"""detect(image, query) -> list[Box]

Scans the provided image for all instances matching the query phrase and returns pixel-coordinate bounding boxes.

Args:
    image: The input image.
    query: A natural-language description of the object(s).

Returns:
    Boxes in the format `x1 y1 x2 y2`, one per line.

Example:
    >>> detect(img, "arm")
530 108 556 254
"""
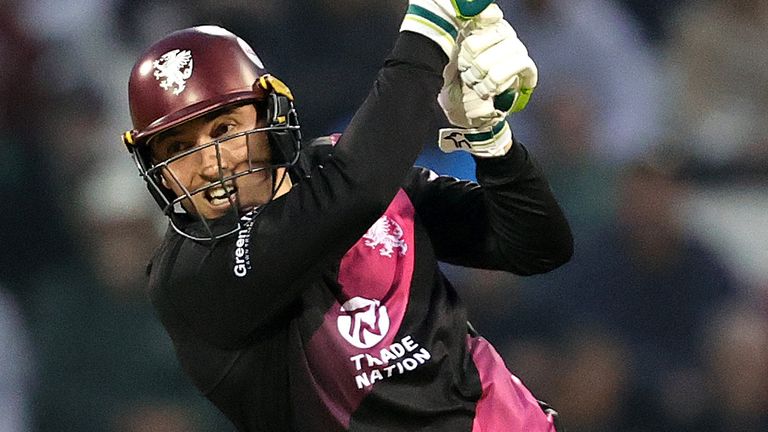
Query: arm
407 137 573 275
409 4 570 273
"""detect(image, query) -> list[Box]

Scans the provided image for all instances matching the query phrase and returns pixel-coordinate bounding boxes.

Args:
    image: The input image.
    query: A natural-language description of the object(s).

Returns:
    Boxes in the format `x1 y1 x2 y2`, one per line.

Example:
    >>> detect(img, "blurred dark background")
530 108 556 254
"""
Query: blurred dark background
1 0 766 431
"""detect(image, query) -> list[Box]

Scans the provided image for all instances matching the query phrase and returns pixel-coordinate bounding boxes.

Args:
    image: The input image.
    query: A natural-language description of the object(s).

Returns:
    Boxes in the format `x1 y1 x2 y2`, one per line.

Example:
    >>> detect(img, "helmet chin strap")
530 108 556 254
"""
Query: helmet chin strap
271 166 291 198
169 214 241 243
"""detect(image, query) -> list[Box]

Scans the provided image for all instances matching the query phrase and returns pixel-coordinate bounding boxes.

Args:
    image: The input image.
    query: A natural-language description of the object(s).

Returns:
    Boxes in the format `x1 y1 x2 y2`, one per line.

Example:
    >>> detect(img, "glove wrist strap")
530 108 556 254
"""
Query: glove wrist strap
400 3 461 57
438 120 512 158
400 0 494 57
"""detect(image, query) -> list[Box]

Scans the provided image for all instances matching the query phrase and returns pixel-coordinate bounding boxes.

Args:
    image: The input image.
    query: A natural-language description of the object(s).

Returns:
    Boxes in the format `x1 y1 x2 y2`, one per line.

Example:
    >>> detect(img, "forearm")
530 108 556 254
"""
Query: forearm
472 140 573 275
416 139 572 274
331 31 446 208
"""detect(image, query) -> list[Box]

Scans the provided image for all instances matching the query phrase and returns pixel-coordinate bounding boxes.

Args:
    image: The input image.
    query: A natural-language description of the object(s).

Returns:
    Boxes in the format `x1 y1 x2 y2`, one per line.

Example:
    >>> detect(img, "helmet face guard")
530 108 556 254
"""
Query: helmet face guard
122 26 301 241
133 100 301 241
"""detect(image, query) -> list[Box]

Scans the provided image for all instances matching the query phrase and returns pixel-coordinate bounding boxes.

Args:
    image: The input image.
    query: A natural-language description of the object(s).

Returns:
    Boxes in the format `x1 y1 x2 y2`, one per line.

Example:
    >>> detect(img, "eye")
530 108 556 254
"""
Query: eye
212 122 237 138
167 141 194 157
152 140 193 162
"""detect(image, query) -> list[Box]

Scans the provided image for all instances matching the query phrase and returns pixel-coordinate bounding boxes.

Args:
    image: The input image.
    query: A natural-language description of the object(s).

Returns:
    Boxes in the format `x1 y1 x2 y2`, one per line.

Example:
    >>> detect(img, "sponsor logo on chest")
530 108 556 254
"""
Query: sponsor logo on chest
233 210 257 277
336 296 432 390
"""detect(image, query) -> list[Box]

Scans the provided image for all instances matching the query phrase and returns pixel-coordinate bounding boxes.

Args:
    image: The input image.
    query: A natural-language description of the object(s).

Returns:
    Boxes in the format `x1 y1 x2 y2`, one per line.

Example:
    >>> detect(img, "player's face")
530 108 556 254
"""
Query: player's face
150 104 292 219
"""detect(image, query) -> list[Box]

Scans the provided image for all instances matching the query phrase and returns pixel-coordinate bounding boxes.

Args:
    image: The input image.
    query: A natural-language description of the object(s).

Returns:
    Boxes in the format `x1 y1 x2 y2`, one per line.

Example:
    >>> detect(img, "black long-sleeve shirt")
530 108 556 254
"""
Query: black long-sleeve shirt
147 32 571 432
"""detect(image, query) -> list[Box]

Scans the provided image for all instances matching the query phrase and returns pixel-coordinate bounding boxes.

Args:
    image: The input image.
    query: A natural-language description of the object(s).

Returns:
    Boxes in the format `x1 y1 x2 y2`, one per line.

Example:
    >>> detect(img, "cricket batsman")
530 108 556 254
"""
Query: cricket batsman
121 0 572 430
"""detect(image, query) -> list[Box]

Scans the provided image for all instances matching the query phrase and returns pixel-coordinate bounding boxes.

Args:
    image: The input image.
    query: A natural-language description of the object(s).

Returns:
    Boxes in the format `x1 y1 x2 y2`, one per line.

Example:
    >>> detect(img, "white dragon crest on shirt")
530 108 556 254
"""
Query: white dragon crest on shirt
153 49 193 95
363 215 408 258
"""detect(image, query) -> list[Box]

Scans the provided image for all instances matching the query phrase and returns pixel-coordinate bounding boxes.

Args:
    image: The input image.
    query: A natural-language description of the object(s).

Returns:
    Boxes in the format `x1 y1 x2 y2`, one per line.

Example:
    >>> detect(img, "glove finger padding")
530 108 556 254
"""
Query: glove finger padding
462 84 506 126
456 31 510 85
459 22 535 94
459 18 518 68
462 50 537 100
456 13 538 112
439 78 506 129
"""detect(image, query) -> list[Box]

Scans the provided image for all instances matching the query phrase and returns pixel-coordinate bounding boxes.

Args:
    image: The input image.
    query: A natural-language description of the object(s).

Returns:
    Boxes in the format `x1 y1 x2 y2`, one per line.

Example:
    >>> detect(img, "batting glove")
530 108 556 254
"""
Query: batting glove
400 0 495 57
458 6 537 111
441 5 537 124
435 6 535 158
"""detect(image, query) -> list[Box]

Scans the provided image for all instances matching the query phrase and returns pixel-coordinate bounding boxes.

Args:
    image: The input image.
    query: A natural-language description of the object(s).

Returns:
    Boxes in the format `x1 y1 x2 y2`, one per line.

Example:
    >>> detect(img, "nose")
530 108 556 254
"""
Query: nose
198 139 231 180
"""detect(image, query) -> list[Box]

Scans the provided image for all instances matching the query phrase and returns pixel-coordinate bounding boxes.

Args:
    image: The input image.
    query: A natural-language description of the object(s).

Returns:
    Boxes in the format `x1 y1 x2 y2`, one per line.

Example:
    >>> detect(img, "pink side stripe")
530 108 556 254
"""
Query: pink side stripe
469 336 557 432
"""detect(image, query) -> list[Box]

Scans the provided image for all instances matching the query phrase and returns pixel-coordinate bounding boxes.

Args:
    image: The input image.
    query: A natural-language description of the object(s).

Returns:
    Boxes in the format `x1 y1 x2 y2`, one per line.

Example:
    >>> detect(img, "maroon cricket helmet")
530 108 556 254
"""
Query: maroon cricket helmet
123 25 273 148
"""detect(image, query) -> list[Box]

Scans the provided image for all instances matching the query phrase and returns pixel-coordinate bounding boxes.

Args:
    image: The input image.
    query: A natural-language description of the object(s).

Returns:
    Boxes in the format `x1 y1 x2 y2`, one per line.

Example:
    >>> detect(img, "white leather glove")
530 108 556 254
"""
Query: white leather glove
440 5 537 123
458 8 537 110
437 5 536 157
399 0 495 57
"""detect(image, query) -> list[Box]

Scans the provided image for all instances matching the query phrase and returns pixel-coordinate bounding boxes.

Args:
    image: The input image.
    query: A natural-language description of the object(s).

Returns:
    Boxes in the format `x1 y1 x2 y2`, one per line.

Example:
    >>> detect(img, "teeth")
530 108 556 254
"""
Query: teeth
206 184 236 204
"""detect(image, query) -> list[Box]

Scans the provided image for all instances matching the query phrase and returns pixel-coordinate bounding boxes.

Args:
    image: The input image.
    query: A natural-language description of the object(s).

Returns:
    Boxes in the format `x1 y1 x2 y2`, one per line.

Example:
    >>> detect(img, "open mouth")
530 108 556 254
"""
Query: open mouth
204 183 238 208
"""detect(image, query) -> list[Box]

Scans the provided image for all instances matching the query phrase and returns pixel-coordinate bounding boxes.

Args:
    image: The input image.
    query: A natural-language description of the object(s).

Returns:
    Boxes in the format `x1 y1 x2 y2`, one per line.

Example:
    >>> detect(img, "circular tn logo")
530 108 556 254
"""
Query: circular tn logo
337 297 390 349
